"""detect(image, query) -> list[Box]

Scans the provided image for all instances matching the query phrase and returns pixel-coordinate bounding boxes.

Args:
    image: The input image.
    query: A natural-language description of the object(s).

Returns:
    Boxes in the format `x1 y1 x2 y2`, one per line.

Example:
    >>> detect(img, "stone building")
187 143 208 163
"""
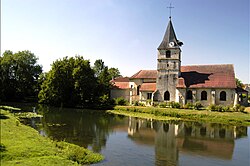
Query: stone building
111 17 245 106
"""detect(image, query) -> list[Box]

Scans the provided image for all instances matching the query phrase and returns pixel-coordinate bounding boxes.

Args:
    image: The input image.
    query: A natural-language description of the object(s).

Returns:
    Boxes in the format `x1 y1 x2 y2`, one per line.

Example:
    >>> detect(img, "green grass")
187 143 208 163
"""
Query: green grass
108 106 250 126
0 107 103 166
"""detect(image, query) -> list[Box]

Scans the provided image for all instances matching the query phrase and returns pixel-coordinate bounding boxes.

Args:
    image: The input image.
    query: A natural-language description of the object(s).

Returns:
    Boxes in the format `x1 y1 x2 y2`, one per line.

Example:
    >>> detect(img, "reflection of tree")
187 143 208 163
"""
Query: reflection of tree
37 107 126 153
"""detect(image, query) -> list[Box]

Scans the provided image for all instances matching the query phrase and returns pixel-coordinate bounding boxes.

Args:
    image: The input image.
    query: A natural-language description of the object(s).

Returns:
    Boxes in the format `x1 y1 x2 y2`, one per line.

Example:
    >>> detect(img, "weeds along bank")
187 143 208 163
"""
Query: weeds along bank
0 106 103 166
109 106 250 126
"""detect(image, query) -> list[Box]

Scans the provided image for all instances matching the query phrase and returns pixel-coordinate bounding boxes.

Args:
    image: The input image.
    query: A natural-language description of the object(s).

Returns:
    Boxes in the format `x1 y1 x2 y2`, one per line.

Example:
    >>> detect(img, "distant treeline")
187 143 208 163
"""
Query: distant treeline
0 50 121 108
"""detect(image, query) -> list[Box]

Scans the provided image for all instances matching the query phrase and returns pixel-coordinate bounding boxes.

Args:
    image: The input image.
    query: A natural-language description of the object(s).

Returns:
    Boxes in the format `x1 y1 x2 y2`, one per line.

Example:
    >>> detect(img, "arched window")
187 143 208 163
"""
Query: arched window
166 50 171 58
201 91 207 100
164 91 170 101
186 90 192 100
137 85 140 95
220 91 226 101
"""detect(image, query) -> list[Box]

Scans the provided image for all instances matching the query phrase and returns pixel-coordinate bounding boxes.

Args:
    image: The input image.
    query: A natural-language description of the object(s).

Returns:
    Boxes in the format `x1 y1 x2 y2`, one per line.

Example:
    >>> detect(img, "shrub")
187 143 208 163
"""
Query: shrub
239 106 245 112
152 102 159 107
139 102 145 107
215 105 223 112
208 104 216 111
159 102 167 108
146 99 152 105
133 101 139 106
194 102 203 110
98 94 115 108
170 102 181 108
234 104 241 112
184 102 194 109
222 106 231 112
115 97 128 106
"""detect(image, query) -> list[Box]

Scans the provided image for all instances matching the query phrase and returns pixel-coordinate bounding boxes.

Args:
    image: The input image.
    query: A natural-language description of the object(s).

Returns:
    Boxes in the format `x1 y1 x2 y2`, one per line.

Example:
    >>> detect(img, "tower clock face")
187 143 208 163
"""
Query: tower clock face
169 42 175 47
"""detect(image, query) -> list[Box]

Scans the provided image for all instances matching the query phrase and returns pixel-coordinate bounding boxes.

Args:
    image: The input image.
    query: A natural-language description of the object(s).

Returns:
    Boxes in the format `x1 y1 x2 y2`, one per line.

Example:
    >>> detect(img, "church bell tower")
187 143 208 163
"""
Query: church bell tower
155 17 183 102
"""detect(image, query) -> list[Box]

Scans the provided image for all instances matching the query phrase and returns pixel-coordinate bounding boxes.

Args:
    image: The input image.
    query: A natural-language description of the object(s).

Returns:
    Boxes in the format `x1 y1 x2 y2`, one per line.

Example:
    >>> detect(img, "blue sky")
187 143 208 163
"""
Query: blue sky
1 0 249 83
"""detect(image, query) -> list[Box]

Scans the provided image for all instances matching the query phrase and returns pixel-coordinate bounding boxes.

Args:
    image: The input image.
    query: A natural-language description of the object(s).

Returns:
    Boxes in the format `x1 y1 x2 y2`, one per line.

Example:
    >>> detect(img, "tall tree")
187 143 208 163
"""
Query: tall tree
93 59 105 78
38 56 96 107
0 50 42 101
92 59 122 107
108 67 121 79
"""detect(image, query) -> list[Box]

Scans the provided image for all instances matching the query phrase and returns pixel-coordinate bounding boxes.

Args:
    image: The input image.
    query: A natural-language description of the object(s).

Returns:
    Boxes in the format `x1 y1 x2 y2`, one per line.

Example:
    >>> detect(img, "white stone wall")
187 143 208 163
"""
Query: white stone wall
215 89 235 106
110 89 130 101
177 88 235 106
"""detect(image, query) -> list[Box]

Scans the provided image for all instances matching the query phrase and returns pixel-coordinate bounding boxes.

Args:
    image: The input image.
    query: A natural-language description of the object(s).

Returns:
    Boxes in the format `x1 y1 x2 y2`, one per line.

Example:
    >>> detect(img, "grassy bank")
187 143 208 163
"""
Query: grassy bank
108 106 250 126
0 107 103 166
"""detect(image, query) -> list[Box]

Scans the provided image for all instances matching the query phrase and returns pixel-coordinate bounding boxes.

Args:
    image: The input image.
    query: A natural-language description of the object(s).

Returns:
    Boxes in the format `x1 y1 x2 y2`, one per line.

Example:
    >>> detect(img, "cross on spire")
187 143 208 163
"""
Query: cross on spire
167 3 174 19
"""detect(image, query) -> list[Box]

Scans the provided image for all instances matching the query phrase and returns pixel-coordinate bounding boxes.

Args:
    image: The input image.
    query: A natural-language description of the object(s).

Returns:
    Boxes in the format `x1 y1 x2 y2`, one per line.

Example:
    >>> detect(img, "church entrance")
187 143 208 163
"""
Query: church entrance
164 91 170 101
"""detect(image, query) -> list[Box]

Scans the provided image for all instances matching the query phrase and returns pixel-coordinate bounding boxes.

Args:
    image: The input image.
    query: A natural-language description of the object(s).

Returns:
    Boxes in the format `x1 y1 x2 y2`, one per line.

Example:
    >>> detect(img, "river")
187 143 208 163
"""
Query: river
21 106 249 166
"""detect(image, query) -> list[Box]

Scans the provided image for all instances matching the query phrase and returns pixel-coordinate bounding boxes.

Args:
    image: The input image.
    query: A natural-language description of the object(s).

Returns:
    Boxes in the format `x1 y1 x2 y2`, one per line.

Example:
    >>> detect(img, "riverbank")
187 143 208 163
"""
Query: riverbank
107 106 250 126
0 107 103 166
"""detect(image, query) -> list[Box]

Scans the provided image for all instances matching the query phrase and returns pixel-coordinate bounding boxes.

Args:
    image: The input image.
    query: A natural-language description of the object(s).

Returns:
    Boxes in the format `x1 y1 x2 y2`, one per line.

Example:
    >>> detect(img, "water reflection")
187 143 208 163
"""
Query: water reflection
127 118 247 165
22 107 248 166
35 108 127 152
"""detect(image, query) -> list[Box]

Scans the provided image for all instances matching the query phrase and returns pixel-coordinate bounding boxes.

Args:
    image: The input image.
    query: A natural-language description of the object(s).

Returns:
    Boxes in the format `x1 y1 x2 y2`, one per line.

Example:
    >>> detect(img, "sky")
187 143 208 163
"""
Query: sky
1 0 249 83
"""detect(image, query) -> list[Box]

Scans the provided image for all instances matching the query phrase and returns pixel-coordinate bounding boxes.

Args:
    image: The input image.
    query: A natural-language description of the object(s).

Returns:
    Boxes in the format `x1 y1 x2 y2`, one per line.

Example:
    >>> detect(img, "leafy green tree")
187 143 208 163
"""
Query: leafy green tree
38 56 96 107
93 59 105 78
236 78 244 88
0 50 42 101
108 67 121 79
93 59 121 108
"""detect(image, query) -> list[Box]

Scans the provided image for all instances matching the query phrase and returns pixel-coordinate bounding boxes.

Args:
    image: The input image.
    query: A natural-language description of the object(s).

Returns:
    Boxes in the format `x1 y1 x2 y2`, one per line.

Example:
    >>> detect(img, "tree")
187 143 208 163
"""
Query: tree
108 67 121 79
0 50 42 101
39 56 121 108
93 59 105 78
38 56 96 107
236 78 244 88
92 59 122 108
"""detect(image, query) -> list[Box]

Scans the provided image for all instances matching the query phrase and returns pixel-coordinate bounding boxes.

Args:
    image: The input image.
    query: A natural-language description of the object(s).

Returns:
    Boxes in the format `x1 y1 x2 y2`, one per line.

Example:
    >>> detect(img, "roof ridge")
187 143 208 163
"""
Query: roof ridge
182 64 233 67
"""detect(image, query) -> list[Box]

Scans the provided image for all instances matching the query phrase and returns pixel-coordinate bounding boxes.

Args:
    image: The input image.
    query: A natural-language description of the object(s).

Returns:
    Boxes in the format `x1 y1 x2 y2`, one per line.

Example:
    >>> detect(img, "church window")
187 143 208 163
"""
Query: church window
147 93 152 100
137 85 140 95
220 91 226 101
201 91 207 100
187 90 192 100
173 62 176 69
164 91 170 101
166 50 171 58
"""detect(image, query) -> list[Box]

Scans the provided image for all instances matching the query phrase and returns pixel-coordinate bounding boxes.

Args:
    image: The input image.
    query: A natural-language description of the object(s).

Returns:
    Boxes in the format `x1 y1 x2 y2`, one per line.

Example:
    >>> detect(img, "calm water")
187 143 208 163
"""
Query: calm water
21 106 249 166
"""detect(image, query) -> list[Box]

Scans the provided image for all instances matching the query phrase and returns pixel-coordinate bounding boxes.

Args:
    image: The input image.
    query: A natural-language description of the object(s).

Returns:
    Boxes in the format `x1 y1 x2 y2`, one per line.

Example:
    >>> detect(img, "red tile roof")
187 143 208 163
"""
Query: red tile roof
111 82 130 89
177 64 236 89
111 77 130 82
140 83 156 92
111 77 130 89
130 70 157 79
113 64 236 90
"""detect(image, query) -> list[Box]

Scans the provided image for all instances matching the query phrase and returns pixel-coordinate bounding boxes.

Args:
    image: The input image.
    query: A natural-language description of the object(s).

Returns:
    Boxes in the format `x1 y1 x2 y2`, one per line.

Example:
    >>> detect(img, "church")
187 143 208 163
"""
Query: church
110 17 246 107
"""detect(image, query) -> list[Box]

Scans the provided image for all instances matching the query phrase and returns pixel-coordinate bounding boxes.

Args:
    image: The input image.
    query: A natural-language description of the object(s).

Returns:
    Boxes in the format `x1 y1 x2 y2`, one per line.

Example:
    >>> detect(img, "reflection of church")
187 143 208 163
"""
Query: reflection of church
127 117 247 165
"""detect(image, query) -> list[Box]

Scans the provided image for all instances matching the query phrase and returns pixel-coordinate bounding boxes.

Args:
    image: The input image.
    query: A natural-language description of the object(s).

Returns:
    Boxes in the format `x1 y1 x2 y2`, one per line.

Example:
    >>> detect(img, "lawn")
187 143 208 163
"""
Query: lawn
108 106 250 126
0 107 103 166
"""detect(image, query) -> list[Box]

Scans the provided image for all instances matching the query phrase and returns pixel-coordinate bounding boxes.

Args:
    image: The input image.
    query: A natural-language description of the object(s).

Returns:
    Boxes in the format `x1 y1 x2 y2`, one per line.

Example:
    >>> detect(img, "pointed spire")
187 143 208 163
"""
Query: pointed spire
158 18 183 50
